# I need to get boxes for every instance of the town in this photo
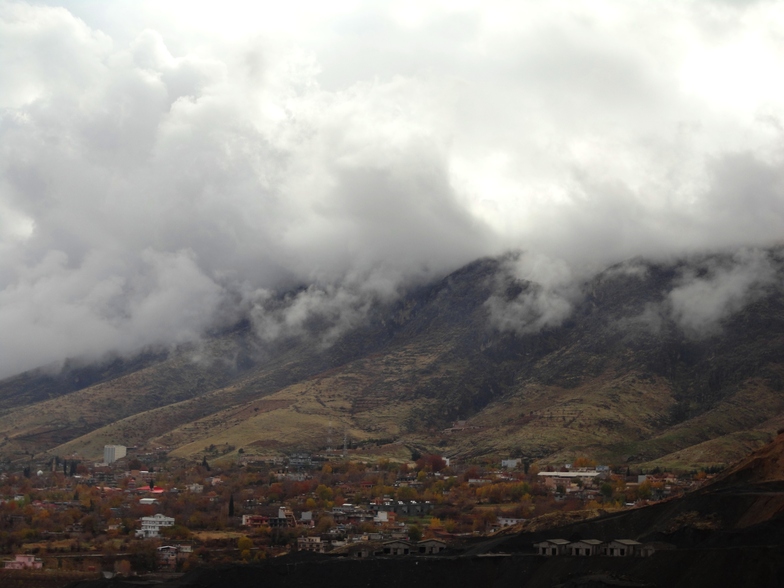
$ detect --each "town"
[0,443,713,584]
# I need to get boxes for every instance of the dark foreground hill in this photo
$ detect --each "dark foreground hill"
[62,549,784,588]
[2,247,784,469]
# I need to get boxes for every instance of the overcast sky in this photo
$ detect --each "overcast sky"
[2,0,784,378]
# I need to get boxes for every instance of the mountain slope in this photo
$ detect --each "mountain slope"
[0,249,783,467]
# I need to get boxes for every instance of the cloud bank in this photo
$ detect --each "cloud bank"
[2,1,784,377]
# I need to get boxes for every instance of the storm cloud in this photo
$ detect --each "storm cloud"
[2,1,784,377]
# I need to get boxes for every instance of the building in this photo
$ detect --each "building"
[417,539,447,554]
[603,539,641,557]
[136,513,175,538]
[104,445,127,465]
[381,540,412,556]
[568,539,604,556]
[157,544,192,569]
[288,453,313,469]
[537,470,604,489]
[157,546,179,569]
[534,539,571,556]
[4,554,43,569]
[241,514,269,528]
[369,500,433,516]
[297,536,330,553]
[269,506,297,528]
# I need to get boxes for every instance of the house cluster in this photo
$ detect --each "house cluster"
[534,538,672,558]
[296,536,448,557]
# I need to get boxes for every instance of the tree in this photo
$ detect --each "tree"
[228,494,235,517]
[69,461,77,476]
[115,559,132,576]
[202,457,211,471]
[408,524,422,542]
[415,454,447,473]
[238,536,253,551]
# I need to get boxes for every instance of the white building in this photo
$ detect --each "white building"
[104,445,127,465]
[136,513,175,538]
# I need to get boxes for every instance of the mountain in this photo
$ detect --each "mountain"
[1,248,784,469]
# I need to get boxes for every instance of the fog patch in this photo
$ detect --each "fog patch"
[667,248,777,337]
[485,253,583,336]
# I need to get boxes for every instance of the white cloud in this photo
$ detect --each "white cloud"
[2,0,784,377]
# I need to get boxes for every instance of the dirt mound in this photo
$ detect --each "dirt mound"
[710,432,784,488]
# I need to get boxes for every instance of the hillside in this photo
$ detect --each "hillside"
[1,249,784,469]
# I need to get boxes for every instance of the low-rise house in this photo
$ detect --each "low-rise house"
[4,554,43,569]
[568,539,603,556]
[603,539,641,557]
[417,539,447,554]
[534,539,571,556]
